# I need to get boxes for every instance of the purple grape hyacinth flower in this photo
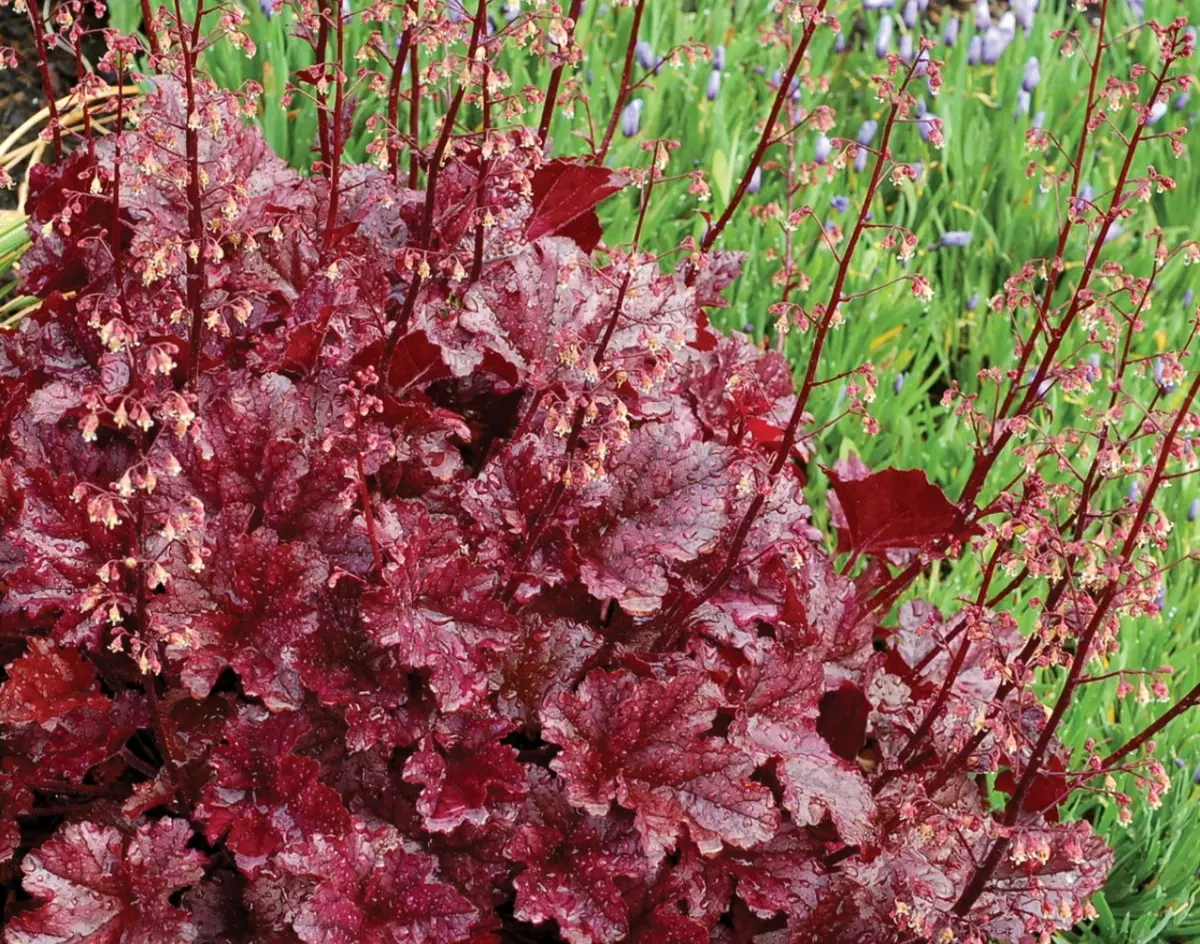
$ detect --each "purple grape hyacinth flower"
[1013,0,1035,34]
[903,0,918,28]
[1184,288,1196,308]
[260,0,276,16]
[706,69,721,101]
[966,292,981,311]
[814,133,832,164]
[893,372,906,394]
[1175,92,1191,111]
[1189,497,1200,522]
[974,0,991,30]
[712,44,726,71]
[876,15,894,58]
[944,15,960,46]
[1154,356,1176,392]
[747,166,762,194]
[981,26,1009,64]
[855,120,878,171]
[899,32,914,62]
[1022,56,1040,92]
[967,35,983,66]
[830,195,850,213]
[834,31,847,53]
[621,99,644,137]
[1148,100,1168,125]
[636,40,655,70]
[940,230,972,248]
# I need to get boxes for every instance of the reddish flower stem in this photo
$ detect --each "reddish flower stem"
[315,0,332,169]
[897,542,1005,765]
[140,0,162,56]
[470,82,491,284]
[321,2,348,259]
[24,0,63,160]
[409,7,421,189]
[537,0,585,151]
[864,27,1166,634]
[73,43,95,162]
[419,0,488,244]
[136,504,185,798]
[698,0,828,255]
[594,0,647,165]
[501,162,658,599]
[355,448,384,579]
[1098,680,1200,771]
[174,0,210,395]
[992,0,1109,425]
[387,3,418,183]
[917,248,1163,787]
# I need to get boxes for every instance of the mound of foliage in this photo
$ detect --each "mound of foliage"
[1,2,1197,943]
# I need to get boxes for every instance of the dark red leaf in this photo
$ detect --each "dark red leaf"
[7,819,207,944]
[825,466,961,558]
[542,668,779,862]
[0,637,109,726]
[525,160,627,252]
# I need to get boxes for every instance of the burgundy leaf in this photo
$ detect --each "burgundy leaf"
[542,669,779,862]
[826,466,960,558]
[509,770,651,944]
[276,820,481,943]
[7,819,207,944]
[728,643,875,844]
[0,637,109,726]
[195,707,351,872]
[574,421,738,616]
[525,160,627,252]
[403,711,528,833]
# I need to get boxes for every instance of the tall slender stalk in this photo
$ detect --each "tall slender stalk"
[594,0,647,165]
[173,0,209,394]
[24,0,63,160]
[321,1,348,258]
[698,0,828,254]
[537,0,585,151]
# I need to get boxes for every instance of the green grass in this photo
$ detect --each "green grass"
[15,0,1200,937]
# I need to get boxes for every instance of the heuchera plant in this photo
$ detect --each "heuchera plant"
[1,1,1199,942]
